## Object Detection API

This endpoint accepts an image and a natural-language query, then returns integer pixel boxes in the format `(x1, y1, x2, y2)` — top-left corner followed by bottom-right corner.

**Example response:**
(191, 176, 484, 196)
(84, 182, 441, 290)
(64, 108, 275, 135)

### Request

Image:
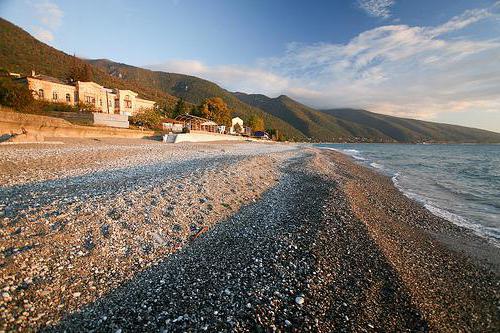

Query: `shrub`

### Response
(129, 108, 163, 129)
(0, 78, 34, 111)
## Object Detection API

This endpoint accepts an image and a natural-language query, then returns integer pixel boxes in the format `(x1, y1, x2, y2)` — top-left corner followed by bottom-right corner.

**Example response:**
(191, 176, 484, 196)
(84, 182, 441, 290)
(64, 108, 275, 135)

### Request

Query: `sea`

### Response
(317, 143, 500, 247)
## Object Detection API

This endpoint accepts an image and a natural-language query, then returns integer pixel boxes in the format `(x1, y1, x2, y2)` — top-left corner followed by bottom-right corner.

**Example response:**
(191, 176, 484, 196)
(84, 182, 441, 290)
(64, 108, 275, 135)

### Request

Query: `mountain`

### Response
(234, 92, 500, 143)
(88, 59, 305, 140)
(233, 93, 390, 142)
(322, 108, 500, 143)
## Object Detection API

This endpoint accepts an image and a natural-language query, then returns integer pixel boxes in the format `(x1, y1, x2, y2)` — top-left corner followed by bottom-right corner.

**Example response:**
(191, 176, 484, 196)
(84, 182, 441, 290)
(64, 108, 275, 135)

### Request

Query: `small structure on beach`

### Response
(175, 114, 218, 132)
(230, 117, 244, 134)
(161, 118, 184, 133)
(253, 131, 270, 140)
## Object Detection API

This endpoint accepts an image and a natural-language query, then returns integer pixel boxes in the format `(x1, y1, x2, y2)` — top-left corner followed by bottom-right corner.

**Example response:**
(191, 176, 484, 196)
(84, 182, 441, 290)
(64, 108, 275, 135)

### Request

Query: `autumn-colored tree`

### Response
(129, 108, 163, 129)
(197, 97, 232, 127)
(247, 114, 265, 132)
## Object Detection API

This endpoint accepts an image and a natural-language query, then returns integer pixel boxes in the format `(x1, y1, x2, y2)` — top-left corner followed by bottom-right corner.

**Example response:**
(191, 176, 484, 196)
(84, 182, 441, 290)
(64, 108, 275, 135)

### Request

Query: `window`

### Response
(66, 93, 71, 103)
(53, 91, 58, 100)
(38, 89, 44, 98)
(99, 99, 103, 106)
(124, 95, 132, 108)
(85, 96, 93, 103)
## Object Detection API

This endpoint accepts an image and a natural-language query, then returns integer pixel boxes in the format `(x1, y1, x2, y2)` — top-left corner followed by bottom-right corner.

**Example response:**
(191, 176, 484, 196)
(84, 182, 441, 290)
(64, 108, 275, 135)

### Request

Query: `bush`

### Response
(129, 108, 163, 129)
(0, 78, 34, 111)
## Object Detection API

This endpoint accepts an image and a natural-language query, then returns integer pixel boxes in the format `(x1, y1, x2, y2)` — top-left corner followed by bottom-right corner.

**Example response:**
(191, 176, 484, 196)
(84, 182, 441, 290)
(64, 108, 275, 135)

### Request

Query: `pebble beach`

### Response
(0, 138, 499, 332)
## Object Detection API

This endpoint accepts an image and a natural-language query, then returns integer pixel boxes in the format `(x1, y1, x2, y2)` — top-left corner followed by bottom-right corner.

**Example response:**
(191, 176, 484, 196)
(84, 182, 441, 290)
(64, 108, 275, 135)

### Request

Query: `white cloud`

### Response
(29, 0, 63, 44)
(33, 27, 54, 43)
(147, 60, 290, 96)
(34, 0, 63, 29)
(357, 0, 395, 19)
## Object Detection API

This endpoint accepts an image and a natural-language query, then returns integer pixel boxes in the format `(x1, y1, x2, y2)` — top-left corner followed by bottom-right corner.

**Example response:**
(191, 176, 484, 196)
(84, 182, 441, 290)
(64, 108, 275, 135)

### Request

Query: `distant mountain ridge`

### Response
(233, 92, 500, 143)
(1, 17, 499, 143)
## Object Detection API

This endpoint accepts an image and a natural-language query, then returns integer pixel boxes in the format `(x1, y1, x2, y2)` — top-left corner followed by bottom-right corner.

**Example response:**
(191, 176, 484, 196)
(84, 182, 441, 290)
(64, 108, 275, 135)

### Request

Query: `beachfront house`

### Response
(15, 71, 156, 116)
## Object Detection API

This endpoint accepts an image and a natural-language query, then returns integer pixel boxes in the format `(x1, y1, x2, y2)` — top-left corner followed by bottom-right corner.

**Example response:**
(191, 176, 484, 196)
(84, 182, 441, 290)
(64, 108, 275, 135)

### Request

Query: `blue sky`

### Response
(1, 0, 500, 132)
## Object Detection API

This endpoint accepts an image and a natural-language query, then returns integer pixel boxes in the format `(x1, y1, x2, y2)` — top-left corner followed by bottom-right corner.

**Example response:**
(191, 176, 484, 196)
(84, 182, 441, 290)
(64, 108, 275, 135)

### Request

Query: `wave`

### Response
(343, 149, 360, 154)
(370, 162, 383, 169)
(392, 174, 500, 247)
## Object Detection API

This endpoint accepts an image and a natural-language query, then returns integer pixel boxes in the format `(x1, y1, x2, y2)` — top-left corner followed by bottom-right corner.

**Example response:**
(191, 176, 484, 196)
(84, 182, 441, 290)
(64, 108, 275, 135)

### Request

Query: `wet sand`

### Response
(0, 139, 498, 331)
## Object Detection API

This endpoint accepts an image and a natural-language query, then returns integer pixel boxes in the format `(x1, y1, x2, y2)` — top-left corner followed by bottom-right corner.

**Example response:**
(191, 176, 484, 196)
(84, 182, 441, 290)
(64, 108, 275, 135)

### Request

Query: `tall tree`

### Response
(172, 98, 186, 117)
(248, 114, 265, 131)
(197, 97, 232, 127)
(66, 55, 93, 82)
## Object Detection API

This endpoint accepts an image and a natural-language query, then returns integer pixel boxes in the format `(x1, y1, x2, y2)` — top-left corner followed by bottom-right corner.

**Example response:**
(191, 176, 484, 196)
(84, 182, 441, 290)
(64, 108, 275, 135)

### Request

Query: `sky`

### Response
(1, 0, 500, 132)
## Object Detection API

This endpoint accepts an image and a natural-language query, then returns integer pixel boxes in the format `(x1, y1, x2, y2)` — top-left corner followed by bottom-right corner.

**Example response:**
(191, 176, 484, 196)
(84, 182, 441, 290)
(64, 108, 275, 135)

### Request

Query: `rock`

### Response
(73, 292, 81, 298)
(285, 319, 292, 327)
(295, 294, 305, 305)
(2, 292, 12, 301)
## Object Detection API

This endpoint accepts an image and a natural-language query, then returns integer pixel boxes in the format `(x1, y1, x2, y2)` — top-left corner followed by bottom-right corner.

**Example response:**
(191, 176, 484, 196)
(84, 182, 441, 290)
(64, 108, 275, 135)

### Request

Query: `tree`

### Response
(197, 97, 232, 127)
(172, 98, 186, 117)
(66, 56, 93, 82)
(0, 78, 34, 111)
(129, 108, 163, 129)
(248, 114, 265, 132)
(233, 122, 242, 134)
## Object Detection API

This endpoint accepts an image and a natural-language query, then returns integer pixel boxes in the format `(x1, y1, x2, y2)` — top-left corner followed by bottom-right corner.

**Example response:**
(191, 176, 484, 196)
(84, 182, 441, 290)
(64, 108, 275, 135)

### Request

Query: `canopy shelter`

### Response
(175, 114, 219, 133)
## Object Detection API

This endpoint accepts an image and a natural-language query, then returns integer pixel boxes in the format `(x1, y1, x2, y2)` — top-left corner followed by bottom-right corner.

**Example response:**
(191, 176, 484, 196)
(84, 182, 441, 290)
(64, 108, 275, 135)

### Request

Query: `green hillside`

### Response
(0, 18, 177, 107)
(88, 59, 306, 140)
(233, 93, 392, 142)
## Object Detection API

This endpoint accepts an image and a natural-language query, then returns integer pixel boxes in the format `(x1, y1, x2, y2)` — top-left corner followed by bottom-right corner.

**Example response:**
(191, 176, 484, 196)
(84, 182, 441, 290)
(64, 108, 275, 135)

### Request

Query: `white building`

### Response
(230, 117, 244, 134)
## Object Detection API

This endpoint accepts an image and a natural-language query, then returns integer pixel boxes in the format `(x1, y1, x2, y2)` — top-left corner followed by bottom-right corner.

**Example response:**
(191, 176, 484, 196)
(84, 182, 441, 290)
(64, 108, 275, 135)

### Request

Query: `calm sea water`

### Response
(317, 143, 500, 247)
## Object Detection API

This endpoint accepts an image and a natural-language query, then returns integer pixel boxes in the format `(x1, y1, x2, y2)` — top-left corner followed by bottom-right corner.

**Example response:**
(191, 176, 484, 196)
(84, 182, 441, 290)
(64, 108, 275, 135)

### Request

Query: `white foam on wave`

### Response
(370, 162, 383, 169)
(391, 172, 500, 247)
(343, 149, 360, 154)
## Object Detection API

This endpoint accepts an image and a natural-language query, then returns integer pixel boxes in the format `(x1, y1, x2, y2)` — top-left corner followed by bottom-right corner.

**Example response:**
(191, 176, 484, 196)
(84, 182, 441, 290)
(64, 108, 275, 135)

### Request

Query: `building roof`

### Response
(175, 114, 218, 126)
(161, 118, 184, 124)
(31, 74, 70, 85)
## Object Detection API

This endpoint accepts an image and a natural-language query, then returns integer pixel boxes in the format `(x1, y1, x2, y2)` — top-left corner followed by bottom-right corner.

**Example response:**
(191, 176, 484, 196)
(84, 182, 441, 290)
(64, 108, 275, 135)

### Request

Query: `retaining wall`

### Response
(164, 132, 247, 143)
(0, 110, 153, 139)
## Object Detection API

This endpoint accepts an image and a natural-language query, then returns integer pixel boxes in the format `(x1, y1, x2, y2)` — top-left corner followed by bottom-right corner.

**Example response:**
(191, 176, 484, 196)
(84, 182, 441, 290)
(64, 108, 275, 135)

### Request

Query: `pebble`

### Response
(295, 295, 305, 305)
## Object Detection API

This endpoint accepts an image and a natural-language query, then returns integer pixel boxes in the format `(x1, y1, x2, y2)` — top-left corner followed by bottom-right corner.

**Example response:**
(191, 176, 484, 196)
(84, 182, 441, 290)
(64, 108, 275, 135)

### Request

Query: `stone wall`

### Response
(92, 113, 129, 128)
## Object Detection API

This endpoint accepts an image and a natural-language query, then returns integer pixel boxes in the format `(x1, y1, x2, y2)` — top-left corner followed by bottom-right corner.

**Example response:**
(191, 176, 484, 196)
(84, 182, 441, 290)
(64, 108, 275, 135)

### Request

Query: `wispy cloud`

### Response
(34, 0, 63, 29)
(147, 60, 290, 96)
(29, 0, 63, 44)
(32, 27, 54, 43)
(147, 3, 500, 131)
(357, 0, 395, 19)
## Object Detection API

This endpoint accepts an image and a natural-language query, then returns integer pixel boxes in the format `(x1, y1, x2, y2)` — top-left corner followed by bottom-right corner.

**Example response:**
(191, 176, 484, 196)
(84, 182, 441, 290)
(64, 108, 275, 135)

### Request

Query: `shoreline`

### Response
(318, 144, 500, 252)
(1, 139, 499, 331)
